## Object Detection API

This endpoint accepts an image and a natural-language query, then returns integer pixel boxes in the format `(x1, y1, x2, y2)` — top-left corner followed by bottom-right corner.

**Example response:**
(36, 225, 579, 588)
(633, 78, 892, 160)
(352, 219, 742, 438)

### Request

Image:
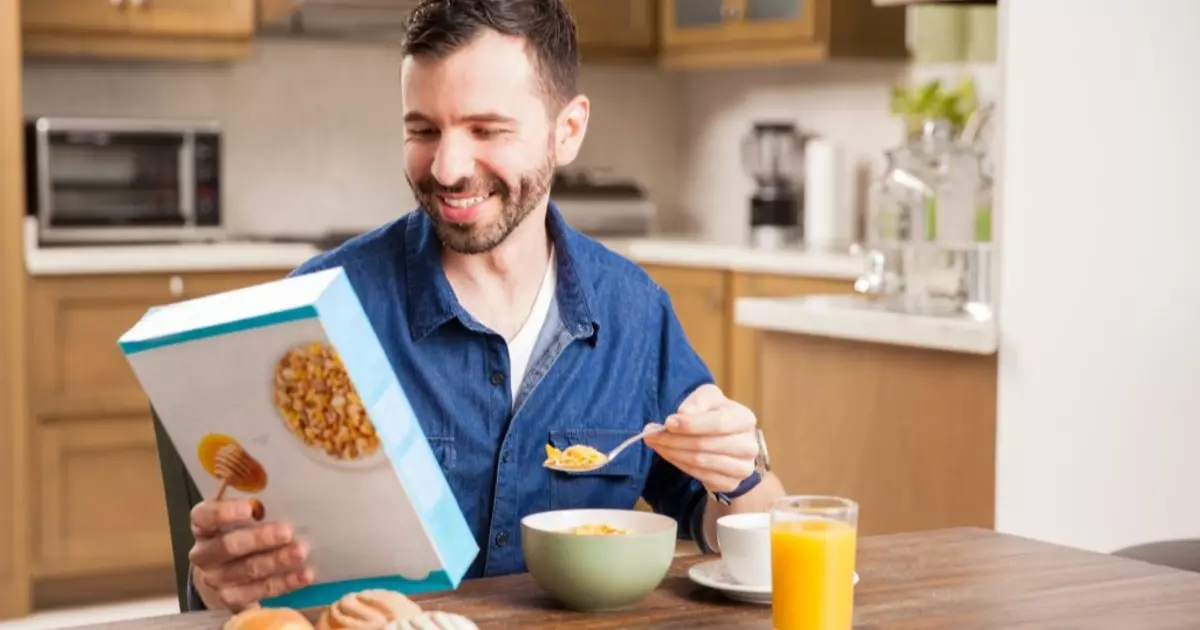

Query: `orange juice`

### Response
(770, 518, 857, 630)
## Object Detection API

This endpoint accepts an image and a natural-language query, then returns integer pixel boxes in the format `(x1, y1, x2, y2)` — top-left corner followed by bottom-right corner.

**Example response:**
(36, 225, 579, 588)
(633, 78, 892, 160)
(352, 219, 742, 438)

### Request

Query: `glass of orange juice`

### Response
(770, 495, 858, 630)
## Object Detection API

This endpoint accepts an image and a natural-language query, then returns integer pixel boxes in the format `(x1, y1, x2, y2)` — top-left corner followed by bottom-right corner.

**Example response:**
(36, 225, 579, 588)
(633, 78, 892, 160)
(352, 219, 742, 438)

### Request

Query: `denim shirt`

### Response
(187, 202, 713, 609)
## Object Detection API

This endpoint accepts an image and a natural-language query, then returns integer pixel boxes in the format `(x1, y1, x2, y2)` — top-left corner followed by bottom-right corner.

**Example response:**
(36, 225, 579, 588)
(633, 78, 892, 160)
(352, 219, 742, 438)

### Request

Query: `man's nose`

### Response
(431, 133, 474, 186)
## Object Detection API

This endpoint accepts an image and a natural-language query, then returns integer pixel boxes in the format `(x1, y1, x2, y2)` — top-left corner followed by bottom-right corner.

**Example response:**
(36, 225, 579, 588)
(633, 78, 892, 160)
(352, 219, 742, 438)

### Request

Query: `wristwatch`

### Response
(711, 429, 771, 505)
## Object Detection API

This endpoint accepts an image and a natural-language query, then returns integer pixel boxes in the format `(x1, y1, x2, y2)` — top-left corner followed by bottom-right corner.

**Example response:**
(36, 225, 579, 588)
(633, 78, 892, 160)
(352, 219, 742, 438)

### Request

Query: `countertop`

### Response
(22, 218, 865, 279)
(735, 293, 998, 355)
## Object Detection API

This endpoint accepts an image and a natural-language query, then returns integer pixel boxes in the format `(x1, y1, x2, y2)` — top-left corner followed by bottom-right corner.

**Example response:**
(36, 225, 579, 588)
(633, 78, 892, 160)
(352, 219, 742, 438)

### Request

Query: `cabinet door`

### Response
(125, 0, 255, 38)
(661, 0, 736, 47)
(571, 0, 656, 55)
(727, 0, 815, 44)
(642, 265, 729, 389)
(33, 417, 173, 578)
(21, 0, 130, 34)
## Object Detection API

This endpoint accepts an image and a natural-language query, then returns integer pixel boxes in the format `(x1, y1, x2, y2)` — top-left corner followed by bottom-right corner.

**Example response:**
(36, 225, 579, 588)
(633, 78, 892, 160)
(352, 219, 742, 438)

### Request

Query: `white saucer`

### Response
(687, 560, 860, 605)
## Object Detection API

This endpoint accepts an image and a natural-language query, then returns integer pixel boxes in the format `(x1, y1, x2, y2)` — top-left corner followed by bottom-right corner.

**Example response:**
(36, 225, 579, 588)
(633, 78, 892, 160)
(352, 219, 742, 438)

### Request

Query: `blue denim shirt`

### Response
(186, 202, 714, 609)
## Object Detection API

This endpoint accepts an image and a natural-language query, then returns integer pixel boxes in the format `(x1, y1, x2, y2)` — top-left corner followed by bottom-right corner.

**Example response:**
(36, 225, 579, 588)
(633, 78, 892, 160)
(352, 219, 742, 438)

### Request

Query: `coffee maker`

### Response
(741, 122, 807, 249)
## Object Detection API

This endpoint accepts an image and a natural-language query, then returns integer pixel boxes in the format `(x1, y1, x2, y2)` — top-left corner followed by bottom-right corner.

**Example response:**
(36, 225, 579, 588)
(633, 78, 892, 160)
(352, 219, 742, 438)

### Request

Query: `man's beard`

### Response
(409, 143, 556, 255)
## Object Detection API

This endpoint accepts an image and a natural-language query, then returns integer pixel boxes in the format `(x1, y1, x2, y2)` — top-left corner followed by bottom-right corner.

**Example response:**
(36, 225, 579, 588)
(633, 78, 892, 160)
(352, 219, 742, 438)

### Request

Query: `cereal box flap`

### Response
(118, 267, 343, 355)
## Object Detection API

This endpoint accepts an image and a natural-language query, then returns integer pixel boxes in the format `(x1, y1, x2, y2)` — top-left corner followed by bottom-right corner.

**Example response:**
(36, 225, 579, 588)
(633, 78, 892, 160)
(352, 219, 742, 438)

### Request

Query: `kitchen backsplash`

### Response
(21, 37, 995, 243)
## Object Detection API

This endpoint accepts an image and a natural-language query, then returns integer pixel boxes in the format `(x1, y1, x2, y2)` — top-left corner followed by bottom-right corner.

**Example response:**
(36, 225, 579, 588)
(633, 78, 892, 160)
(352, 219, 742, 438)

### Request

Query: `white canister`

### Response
(803, 137, 848, 249)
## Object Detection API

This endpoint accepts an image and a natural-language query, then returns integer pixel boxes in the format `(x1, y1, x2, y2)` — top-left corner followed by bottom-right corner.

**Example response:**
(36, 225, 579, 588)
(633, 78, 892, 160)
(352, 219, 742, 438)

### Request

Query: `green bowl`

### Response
(521, 508, 677, 612)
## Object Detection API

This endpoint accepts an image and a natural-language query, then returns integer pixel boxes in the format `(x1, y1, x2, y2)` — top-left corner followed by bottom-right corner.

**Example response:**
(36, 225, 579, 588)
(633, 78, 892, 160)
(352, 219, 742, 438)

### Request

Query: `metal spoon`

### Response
(545, 424, 667, 473)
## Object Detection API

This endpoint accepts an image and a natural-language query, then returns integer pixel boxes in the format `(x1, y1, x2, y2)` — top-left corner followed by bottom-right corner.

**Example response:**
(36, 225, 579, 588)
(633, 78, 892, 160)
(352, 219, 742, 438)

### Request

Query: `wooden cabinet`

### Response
(659, 0, 907, 69)
(643, 264, 730, 388)
(569, 0, 658, 61)
(641, 263, 856, 409)
(23, 269, 287, 605)
(21, 0, 262, 61)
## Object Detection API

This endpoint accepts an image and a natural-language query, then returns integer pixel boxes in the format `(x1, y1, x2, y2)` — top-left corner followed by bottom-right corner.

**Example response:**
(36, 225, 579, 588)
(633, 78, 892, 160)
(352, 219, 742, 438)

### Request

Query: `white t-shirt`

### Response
(506, 247, 557, 404)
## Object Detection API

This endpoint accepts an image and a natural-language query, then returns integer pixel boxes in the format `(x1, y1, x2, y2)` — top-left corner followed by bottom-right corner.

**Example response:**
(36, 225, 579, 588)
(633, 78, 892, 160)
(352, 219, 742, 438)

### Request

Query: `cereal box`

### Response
(118, 267, 478, 609)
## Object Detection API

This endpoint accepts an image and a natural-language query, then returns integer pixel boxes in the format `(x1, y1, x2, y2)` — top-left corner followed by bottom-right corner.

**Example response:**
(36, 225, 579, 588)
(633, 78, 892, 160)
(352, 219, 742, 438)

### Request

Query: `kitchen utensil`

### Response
(741, 122, 808, 249)
(521, 508, 676, 612)
(544, 424, 666, 473)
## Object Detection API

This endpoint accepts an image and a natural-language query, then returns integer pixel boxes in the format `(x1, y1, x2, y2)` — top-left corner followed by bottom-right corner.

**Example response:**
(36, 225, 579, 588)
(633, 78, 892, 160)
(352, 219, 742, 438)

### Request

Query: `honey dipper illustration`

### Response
(198, 433, 268, 499)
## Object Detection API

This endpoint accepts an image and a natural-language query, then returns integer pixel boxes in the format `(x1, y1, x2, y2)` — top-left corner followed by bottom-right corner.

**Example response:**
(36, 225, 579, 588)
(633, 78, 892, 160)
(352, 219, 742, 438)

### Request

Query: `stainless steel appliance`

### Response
(550, 170, 657, 237)
(741, 122, 808, 249)
(25, 117, 224, 245)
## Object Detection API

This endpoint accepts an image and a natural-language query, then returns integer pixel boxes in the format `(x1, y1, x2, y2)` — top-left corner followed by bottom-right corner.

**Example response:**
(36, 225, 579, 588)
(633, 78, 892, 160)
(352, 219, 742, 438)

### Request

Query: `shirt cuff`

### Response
(186, 566, 209, 612)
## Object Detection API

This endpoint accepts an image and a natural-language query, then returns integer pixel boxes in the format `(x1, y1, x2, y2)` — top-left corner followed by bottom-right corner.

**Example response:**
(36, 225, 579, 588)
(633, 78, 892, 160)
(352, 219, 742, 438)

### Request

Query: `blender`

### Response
(741, 122, 807, 249)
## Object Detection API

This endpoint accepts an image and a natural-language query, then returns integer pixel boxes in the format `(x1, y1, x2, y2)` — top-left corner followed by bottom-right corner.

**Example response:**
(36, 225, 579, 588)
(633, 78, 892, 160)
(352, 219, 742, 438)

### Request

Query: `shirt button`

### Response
(501, 451, 512, 464)
(494, 531, 508, 548)
(490, 371, 505, 386)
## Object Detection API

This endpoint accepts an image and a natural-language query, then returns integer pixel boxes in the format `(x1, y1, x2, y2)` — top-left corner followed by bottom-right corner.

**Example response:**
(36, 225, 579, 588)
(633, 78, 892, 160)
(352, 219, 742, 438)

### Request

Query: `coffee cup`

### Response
(715, 512, 771, 588)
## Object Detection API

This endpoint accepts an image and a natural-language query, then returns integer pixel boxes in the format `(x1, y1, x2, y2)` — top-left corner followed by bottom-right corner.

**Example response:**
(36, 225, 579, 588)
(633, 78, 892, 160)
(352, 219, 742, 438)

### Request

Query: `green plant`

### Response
(889, 76, 978, 136)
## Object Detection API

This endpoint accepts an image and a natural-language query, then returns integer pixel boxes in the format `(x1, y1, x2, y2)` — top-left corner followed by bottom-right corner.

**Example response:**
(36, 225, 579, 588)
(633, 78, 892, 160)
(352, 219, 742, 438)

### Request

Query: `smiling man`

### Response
(182, 0, 786, 612)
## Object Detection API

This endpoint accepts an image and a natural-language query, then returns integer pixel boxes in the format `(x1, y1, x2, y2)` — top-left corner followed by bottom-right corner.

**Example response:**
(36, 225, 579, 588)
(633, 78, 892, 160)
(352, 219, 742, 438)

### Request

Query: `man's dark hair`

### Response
(402, 0, 580, 108)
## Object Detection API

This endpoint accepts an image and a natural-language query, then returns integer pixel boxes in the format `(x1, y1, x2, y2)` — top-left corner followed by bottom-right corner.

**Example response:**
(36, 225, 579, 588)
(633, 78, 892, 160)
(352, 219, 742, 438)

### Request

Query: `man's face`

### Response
(401, 30, 586, 254)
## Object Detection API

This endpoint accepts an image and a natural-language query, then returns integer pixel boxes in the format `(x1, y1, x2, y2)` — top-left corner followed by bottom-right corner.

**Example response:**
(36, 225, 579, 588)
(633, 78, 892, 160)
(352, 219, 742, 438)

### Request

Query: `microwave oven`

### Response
(25, 116, 224, 245)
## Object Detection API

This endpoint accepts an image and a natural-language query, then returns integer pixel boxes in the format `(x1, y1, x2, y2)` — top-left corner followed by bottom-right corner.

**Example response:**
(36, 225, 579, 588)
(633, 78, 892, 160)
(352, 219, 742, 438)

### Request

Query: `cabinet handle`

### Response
(169, 275, 185, 297)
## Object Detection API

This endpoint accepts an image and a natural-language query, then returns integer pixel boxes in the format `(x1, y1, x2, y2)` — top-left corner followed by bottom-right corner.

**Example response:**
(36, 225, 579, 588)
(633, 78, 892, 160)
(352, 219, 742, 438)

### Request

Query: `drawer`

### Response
(29, 271, 288, 417)
(32, 416, 173, 578)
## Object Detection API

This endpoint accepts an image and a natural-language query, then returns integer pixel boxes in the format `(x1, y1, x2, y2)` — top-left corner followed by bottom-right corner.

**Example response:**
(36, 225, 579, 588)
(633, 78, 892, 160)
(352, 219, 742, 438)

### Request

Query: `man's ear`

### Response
(553, 94, 590, 166)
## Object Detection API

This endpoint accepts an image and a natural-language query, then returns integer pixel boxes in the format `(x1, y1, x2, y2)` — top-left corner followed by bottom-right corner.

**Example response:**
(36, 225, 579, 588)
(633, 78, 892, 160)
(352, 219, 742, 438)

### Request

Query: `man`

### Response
(184, 0, 786, 612)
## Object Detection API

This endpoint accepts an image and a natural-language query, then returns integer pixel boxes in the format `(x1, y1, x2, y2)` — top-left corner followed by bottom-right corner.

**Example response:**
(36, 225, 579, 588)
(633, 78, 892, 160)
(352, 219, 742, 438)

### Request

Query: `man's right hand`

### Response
(188, 498, 315, 612)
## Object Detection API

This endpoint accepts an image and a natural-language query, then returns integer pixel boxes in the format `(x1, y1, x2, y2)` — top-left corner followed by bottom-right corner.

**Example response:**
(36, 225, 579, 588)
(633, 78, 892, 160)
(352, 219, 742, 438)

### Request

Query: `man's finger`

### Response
(217, 568, 315, 611)
(202, 541, 309, 586)
(677, 384, 726, 414)
(662, 458, 744, 495)
(191, 499, 262, 538)
(665, 407, 755, 435)
(188, 522, 295, 569)
(644, 432, 758, 459)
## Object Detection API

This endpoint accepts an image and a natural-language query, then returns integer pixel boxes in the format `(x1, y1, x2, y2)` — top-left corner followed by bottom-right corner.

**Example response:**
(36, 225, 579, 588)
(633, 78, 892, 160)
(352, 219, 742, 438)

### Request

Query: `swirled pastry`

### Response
(385, 611, 478, 630)
(316, 589, 422, 630)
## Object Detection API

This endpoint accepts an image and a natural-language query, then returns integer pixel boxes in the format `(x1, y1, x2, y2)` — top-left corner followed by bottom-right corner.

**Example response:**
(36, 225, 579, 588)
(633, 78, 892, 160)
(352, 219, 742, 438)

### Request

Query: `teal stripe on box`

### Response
(261, 571, 457, 609)
(118, 306, 318, 355)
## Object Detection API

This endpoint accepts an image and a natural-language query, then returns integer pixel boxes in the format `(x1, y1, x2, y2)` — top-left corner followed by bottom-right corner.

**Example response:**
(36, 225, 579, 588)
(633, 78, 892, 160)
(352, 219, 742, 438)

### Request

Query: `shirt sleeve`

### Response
(640, 287, 717, 553)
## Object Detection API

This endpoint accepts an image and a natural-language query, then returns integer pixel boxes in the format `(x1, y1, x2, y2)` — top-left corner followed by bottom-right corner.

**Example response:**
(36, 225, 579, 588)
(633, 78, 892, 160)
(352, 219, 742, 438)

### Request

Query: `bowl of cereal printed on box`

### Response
(273, 341, 387, 470)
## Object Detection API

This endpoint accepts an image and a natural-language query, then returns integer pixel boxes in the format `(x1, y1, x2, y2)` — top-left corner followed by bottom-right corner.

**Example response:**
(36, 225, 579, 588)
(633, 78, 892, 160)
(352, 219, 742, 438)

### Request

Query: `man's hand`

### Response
(643, 384, 759, 493)
(188, 498, 314, 612)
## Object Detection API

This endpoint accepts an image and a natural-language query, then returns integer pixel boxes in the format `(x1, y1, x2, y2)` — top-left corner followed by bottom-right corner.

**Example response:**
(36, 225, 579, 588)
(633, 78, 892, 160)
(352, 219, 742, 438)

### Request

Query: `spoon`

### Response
(545, 424, 667, 473)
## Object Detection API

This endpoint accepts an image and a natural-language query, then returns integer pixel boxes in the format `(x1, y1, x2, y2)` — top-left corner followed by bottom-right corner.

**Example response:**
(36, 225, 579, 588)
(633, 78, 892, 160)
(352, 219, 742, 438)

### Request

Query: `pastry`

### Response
(223, 607, 315, 630)
(316, 589, 423, 630)
(386, 611, 478, 630)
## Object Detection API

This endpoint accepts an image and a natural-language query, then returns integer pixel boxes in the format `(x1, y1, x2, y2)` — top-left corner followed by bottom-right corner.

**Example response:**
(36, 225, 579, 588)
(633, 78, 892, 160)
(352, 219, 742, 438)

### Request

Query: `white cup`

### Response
(715, 512, 772, 588)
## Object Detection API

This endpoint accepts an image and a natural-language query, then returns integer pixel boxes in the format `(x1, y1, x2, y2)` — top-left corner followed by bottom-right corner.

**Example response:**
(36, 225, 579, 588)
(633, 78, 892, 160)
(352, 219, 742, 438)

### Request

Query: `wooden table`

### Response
(77, 528, 1200, 629)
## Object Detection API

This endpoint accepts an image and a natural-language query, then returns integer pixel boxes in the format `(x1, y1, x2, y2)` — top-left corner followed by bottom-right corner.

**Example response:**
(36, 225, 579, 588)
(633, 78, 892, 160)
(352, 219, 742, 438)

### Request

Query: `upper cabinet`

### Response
(568, 0, 658, 61)
(21, 0, 279, 61)
(907, 4, 997, 63)
(660, 0, 907, 69)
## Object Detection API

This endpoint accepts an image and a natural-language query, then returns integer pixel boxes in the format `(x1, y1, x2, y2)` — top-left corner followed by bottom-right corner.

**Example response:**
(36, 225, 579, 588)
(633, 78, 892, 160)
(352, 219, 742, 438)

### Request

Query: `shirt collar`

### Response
(404, 200, 600, 342)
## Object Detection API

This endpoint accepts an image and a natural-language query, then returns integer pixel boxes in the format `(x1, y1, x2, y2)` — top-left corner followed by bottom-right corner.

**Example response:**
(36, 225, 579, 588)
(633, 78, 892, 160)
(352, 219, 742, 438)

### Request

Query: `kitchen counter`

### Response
(735, 294, 998, 354)
(22, 218, 865, 279)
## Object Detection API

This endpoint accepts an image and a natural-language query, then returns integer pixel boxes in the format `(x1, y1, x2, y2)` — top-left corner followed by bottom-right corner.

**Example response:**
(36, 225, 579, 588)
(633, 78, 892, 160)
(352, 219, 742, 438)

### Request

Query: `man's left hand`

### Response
(643, 384, 759, 494)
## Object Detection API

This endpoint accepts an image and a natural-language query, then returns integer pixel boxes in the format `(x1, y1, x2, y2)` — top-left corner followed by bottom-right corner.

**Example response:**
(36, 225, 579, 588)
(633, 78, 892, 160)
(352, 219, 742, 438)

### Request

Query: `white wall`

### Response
(995, 0, 1200, 553)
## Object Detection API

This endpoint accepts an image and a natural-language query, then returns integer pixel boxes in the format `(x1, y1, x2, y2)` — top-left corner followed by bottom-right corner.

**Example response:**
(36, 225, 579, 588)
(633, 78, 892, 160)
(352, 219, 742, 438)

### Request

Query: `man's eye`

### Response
(473, 128, 506, 138)
(408, 127, 438, 137)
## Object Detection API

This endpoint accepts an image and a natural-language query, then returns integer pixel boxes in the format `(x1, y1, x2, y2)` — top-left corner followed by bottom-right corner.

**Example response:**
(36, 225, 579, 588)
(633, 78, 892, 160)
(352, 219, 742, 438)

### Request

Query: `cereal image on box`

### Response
(119, 267, 478, 610)
(197, 433, 267, 499)
(273, 342, 382, 465)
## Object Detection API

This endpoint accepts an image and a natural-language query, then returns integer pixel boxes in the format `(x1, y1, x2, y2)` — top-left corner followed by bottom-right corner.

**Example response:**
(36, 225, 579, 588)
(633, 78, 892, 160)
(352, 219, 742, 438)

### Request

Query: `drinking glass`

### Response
(770, 496, 859, 630)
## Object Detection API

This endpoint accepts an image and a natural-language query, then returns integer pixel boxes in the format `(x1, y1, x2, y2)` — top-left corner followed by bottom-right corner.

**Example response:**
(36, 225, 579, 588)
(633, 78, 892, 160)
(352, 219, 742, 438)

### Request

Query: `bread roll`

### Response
(386, 611, 478, 630)
(316, 589, 423, 630)
(223, 607, 315, 630)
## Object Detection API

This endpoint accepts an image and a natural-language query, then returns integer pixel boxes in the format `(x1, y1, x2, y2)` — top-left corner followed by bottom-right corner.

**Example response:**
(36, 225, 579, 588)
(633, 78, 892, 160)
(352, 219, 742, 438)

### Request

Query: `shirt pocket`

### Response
(547, 428, 646, 512)
(425, 435, 457, 475)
